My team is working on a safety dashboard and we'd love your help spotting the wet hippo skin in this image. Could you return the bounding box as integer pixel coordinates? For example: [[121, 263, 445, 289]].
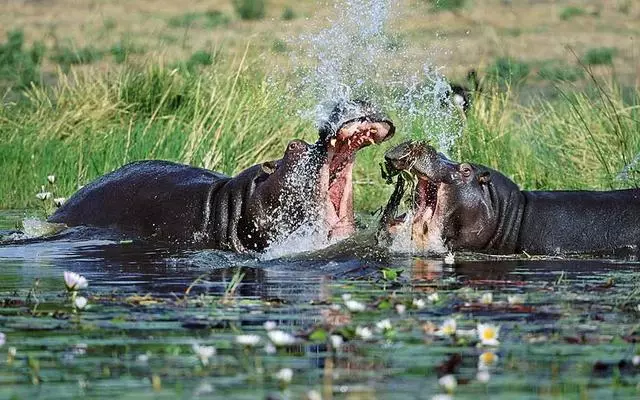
[[382, 140, 640, 255], [49, 100, 395, 252]]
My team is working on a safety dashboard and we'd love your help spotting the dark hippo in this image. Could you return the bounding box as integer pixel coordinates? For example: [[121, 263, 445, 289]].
[[381, 140, 640, 255], [48, 100, 395, 252]]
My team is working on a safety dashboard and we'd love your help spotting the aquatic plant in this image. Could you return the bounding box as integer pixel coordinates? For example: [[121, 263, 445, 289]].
[[63, 271, 88, 292], [477, 323, 500, 346]]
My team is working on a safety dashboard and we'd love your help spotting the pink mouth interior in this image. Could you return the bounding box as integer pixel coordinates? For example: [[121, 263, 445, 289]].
[[410, 177, 439, 246], [323, 120, 392, 240]]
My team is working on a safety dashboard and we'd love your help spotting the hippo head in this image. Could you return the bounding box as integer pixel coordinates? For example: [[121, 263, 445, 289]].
[[316, 100, 395, 239], [382, 140, 519, 253], [240, 101, 394, 251]]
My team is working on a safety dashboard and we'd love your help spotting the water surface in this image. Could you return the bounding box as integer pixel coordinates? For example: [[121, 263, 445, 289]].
[[1, 211, 639, 399]]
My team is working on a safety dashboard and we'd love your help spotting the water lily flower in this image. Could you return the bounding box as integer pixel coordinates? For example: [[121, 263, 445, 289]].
[[275, 367, 293, 384], [477, 323, 500, 346], [74, 296, 88, 310], [36, 186, 52, 201], [192, 344, 216, 366], [427, 292, 439, 303], [444, 252, 455, 265], [236, 334, 261, 346], [437, 318, 457, 336], [395, 304, 406, 314], [264, 342, 276, 354], [345, 299, 366, 312], [632, 355, 640, 366], [431, 395, 453, 400], [412, 298, 426, 309], [438, 374, 457, 392], [53, 197, 66, 207], [64, 271, 88, 291], [330, 334, 344, 349], [355, 326, 373, 340], [306, 389, 322, 400], [0, 332, 5, 346], [263, 320, 277, 331], [47, 175, 55, 184], [507, 294, 524, 305], [376, 319, 392, 332], [341, 293, 352, 301], [8, 346, 16, 358], [480, 292, 493, 305], [267, 330, 296, 346], [476, 370, 491, 383], [478, 351, 499, 370]]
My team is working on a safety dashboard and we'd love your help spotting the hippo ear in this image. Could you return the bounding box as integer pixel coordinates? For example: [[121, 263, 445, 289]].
[[478, 171, 491, 184]]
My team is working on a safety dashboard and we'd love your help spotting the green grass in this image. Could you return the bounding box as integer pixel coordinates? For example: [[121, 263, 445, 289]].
[[0, 30, 45, 90], [50, 43, 104, 69], [583, 47, 616, 66], [233, 0, 266, 20], [559, 6, 586, 21], [486, 57, 530, 85], [0, 58, 638, 211], [281, 7, 296, 21], [428, 0, 466, 12], [537, 61, 584, 82], [167, 10, 230, 29]]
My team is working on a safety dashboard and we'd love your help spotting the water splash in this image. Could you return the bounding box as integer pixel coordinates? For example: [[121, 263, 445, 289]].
[[288, 0, 463, 154], [617, 152, 640, 185]]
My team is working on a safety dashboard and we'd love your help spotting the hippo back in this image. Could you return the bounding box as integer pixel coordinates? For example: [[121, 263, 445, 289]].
[[49, 160, 230, 242]]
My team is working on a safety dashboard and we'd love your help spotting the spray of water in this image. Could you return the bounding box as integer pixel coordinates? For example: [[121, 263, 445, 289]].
[[263, 0, 464, 257], [289, 0, 463, 152]]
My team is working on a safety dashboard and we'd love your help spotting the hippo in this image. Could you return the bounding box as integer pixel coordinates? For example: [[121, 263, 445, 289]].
[[380, 140, 640, 255], [48, 100, 395, 252]]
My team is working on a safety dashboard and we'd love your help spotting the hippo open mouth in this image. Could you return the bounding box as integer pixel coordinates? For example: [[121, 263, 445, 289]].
[[323, 117, 394, 240], [381, 141, 454, 251]]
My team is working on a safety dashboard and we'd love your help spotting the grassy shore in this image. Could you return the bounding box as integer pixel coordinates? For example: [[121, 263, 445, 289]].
[[0, 57, 638, 214]]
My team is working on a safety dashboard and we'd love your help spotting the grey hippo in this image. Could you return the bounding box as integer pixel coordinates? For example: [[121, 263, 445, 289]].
[[48, 100, 395, 252], [380, 140, 640, 255]]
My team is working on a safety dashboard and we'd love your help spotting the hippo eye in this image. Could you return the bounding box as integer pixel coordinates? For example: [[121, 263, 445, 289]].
[[460, 163, 473, 177]]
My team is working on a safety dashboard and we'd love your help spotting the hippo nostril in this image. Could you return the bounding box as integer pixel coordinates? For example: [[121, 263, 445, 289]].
[[460, 163, 473, 177]]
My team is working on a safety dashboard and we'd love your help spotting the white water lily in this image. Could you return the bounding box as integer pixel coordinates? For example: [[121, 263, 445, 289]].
[[477, 323, 500, 346], [438, 374, 457, 392], [431, 395, 453, 400], [376, 319, 392, 332], [344, 299, 366, 312], [275, 367, 293, 384], [395, 304, 406, 314], [36, 187, 52, 201], [412, 298, 426, 309], [64, 271, 88, 291], [306, 389, 322, 400], [330, 334, 344, 349], [74, 296, 88, 310], [263, 320, 277, 331], [47, 175, 55, 184], [632, 355, 640, 366], [8, 346, 16, 357], [341, 293, 352, 301], [235, 334, 261, 346], [476, 370, 491, 383], [0, 332, 5, 346], [355, 326, 373, 340], [438, 318, 457, 336], [427, 292, 440, 303], [507, 294, 524, 305], [53, 197, 66, 207], [444, 252, 455, 265], [268, 330, 296, 346], [478, 351, 499, 370], [480, 292, 493, 305], [264, 342, 276, 355], [192, 344, 216, 366]]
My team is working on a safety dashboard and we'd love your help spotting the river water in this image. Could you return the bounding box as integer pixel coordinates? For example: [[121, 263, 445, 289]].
[[1, 210, 639, 399]]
